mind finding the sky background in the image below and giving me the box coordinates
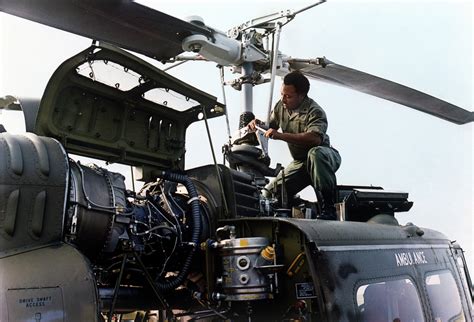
[1,0,472,273]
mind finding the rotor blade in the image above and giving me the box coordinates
[290,59,473,125]
[0,0,211,60]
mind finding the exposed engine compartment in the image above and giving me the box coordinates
[0,131,418,321]
[65,159,284,316]
[67,161,202,289]
[0,132,289,319]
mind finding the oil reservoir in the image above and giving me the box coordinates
[218,237,272,301]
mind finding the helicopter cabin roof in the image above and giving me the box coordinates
[225,217,450,249]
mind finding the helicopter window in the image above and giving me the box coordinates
[425,270,465,322]
[76,60,142,91]
[75,60,200,111]
[142,88,199,111]
[356,278,424,322]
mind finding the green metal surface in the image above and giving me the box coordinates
[35,43,225,170]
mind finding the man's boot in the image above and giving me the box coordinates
[315,190,337,220]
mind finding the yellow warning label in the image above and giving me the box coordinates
[240,239,249,247]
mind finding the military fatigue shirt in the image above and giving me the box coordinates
[269,96,331,161]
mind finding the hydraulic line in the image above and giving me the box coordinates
[154,170,201,292]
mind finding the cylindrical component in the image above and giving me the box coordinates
[260,246,275,262]
[218,237,272,301]
[241,62,254,113]
[255,245,276,269]
[68,161,127,258]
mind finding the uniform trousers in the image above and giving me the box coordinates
[265,146,341,207]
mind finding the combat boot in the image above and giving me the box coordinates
[315,190,337,220]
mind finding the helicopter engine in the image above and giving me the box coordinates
[63,158,281,313]
[65,160,211,295]
[0,132,283,319]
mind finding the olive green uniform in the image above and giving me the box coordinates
[266,97,341,209]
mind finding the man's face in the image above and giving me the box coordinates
[280,84,305,111]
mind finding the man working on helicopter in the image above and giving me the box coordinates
[248,71,341,220]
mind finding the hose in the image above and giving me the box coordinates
[154,170,201,292]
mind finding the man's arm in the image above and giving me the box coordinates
[265,129,321,147]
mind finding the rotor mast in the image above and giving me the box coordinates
[177,1,327,129]
[241,62,254,113]
[227,0,327,125]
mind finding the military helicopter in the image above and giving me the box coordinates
[0,1,472,321]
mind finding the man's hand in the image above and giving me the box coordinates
[247,119,292,141]
[247,119,261,131]
[249,119,320,146]
[265,128,279,139]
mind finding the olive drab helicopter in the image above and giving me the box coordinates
[0,1,472,322]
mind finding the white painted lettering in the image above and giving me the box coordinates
[413,251,428,264]
[395,251,428,266]
[395,253,402,266]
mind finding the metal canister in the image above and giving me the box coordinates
[218,237,272,301]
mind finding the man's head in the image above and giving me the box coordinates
[281,71,310,110]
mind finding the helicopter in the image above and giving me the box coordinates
[0,1,473,321]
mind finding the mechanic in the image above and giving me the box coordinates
[249,71,341,219]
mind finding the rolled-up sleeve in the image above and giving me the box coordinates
[269,102,282,130]
[305,104,328,139]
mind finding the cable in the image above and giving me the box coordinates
[202,107,230,216]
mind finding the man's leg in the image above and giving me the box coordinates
[264,160,311,206]
[307,146,342,219]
